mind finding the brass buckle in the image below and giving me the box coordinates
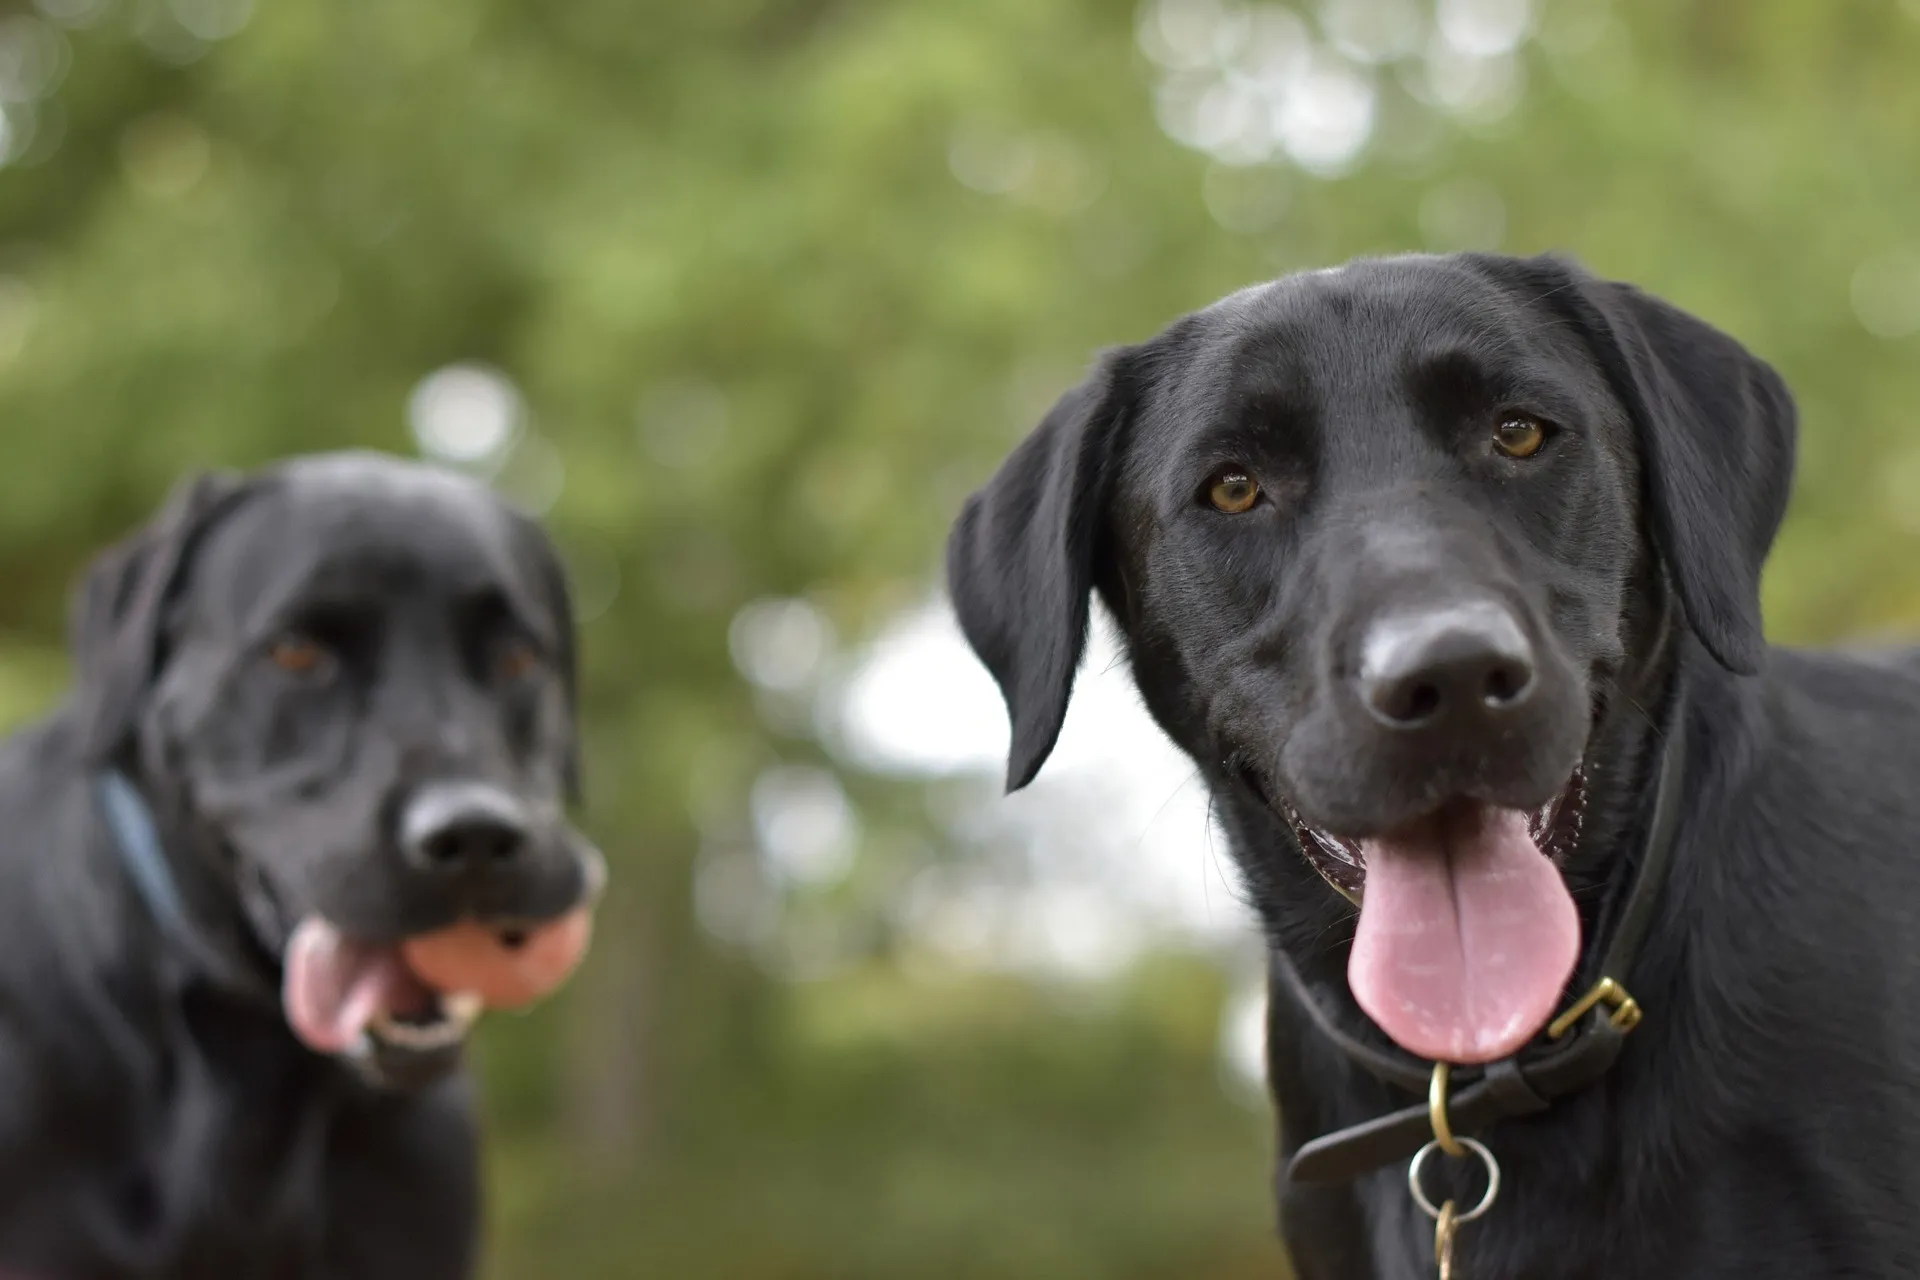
[1546,976,1642,1040]
[1428,1061,1466,1157]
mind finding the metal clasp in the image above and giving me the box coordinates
[1546,975,1642,1040]
[1428,1061,1466,1157]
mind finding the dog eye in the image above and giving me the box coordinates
[267,636,333,677]
[1492,415,1548,459]
[497,640,542,682]
[1206,469,1261,514]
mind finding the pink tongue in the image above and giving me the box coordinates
[1348,805,1580,1064]
[282,916,435,1055]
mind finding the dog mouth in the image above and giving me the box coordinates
[282,909,594,1072]
[1259,769,1590,1065]
[1278,769,1587,905]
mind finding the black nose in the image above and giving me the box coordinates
[1357,601,1536,730]
[401,782,531,873]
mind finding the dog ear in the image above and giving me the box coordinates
[1494,254,1797,675]
[946,347,1142,791]
[69,470,250,765]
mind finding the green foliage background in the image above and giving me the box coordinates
[0,0,1916,1275]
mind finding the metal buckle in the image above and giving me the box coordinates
[1546,975,1642,1040]
[1428,1062,1466,1157]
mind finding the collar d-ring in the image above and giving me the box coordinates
[1408,1137,1501,1224]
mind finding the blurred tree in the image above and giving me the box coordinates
[0,0,1916,1275]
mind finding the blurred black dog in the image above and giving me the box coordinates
[950,253,1920,1276]
[0,452,604,1278]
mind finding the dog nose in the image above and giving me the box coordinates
[401,782,531,873]
[1357,601,1536,730]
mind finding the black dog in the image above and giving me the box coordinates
[0,452,603,1278]
[950,253,1920,1277]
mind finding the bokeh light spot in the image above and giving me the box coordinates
[1319,0,1425,64]
[408,363,524,467]
[1435,0,1533,58]
[1274,53,1376,173]
[168,0,253,41]
[0,15,68,103]
[1142,1,1377,173]
[135,5,209,65]
[750,765,859,888]
[1851,251,1920,339]
[33,0,111,29]
[119,113,210,199]
[948,125,1037,196]
[730,596,835,694]
[1412,38,1523,122]
[1217,976,1271,1104]
[694,844,779,948]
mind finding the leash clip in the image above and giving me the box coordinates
[1546,975,1642,1040]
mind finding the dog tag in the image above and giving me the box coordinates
[1432,1200,1458,1279]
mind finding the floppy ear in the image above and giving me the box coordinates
[1498,254,1797,674]
[69,470,250,765]
[946,347,1141,791]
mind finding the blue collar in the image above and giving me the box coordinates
[93,770,272,1000]
[95,770,198,947]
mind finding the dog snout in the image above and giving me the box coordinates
[1358,600,1536,731]
[401,782,532,874]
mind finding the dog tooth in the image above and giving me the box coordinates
[443,991,484,1028]
[373,1016,458,1049]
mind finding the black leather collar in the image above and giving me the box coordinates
[1281,680,1688,1185]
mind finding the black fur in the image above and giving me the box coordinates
[0,451,598,1278]
[948,252,1920,1277]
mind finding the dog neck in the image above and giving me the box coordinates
[91,763,280,1007]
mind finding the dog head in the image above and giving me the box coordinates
[70,451,604,1086]
[948,253,1795,1062]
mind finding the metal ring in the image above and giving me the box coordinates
[1408,1138,1500,1225]
[1428,1062,1466,1157]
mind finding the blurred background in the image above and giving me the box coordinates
[0,0,1916,1275]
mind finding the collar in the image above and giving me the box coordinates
[1279,678,1688,1185]
[94,770,274,1002]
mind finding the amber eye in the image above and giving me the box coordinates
[497,640,542,682]
[267,636,331,676]
[1207,469,1261,513]
[1492,415,1547,459]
